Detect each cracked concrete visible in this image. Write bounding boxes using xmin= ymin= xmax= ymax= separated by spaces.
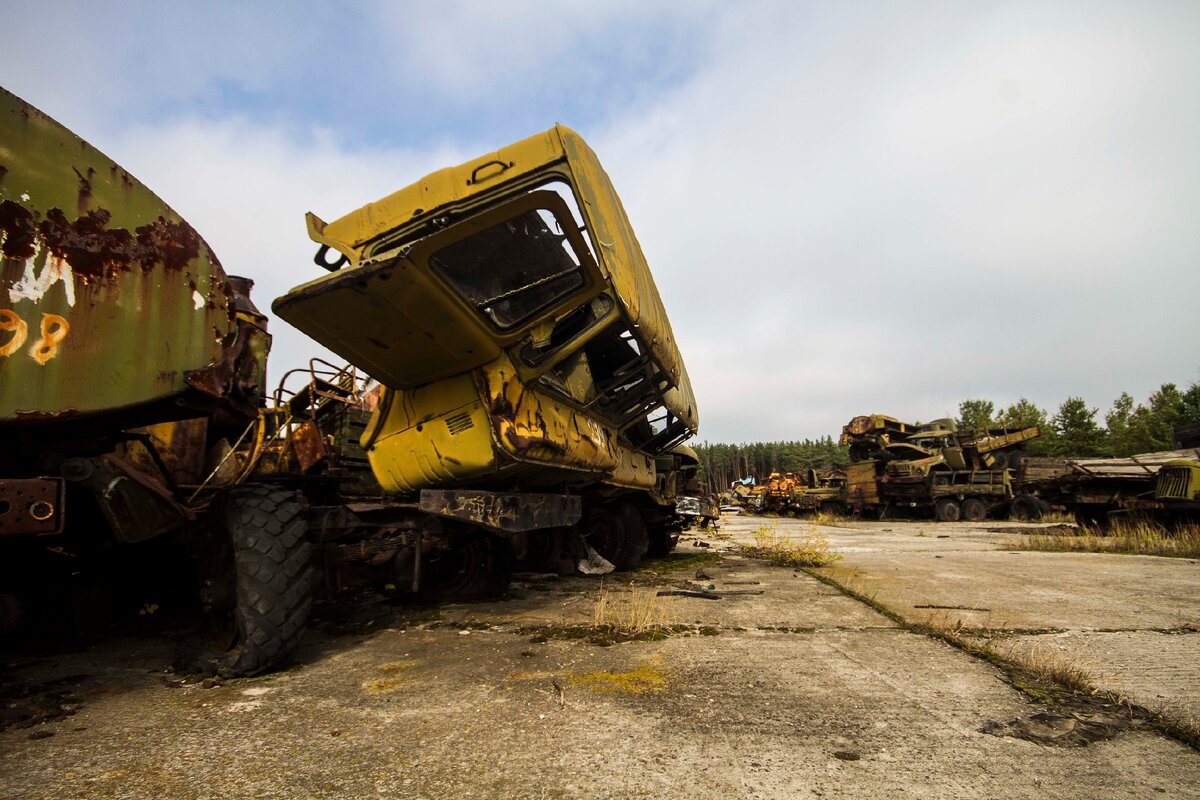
xmin=0 ymin=521 xmax=1197 ymax=799
xmin=724 ymin=514 xmax=1200 ymax=736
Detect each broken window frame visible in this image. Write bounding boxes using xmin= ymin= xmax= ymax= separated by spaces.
xmin=528 ymin=314 xmax=684 ymax=455
xmin=355 ymin=173 xmax=687 ymax=457
xmin=425 ymin=190 xmax=596 ymax=332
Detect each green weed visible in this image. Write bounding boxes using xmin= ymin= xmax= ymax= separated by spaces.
xmin=737 ymin=524 xmax=841 ymax=568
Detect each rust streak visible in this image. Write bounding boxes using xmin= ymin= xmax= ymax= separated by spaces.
xmin=73 ymin=166 xmax=94 ymax=216
xmin=502 ymin=423 xmax=566 ymax=455
xmin=0 ymin=203 xmax=210 ymax=278
xmin=0 ymin=200 xmax=37 ymax=259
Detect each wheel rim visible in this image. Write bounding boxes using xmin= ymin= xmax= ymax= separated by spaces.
xmin=422 ymin=536 xmax=490 ymax=599
xmin=584 ymin=508 xmax=627 ymax=566
xmin=937 ymin=499 xmax=960 ymax=522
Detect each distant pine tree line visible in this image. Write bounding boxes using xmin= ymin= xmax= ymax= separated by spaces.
xmin=956 ymin=380 xmax=1200 ymax=459
xmin=691 ymin=438 xmax=849 ymax=494
xmin=693 ymin=380 xmax=1200 ymax=493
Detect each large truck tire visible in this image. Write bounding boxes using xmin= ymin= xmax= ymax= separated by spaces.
xmin=617 ymin=503 xmax=649 ymax=570
xmin=202 ymin=485 xmax=313 ymax=677
xmin=420 ymin=534 xmax=513 ymax=602
xmin=645 ymin=531 xmax=679 ymax=558
xmin=582 ymin=506 xmax=625 ymax=570
xmin=961 ymin=497 xmax=988 ymax=521
xmin=582 ymin=503 xmax=647 ymax=571
xmin=935 ymin=498 xmax=961 ymax=522
xmin=1009 ymin=494 xmax=1044 ymax=522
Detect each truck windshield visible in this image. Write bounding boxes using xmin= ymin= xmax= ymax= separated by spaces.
xmin=430 ymin=207 xmax=586 ymax=330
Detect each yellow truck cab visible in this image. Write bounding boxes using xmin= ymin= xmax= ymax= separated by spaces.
xmin=273 ymin=125 xmax=698 ymax=569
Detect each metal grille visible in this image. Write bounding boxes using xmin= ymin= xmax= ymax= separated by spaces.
xmin=444 ymin=411 xmax=475 ymax=435
xmin=1156 ymin=467 xmax=1190 ymax=500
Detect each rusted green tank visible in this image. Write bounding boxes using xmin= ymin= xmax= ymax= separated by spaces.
xmin=0 ymin=87 xmax=268 ymax=432
xmin=0 ymin=88 xmax=272 ymax=655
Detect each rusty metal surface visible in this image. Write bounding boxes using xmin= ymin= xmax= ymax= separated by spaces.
xmin=291 ymin=419 xmax=327 ymax=473
xmin=0 ymin=477 xmax=64 ymax=535
xmin=846 ymin=461 xmax=881 ymax=505
xmin=966 ymin=426 xmax=1041 ymax=454
xmin=485 ymin=352 xmax=620 ymax=471
xmin=119 ymin=419 xmax=209 ymax=486
xmin=419 ymin=489 xmax=581 ymax=534
xmin=83 ymin=455 xmax=192 ymax=543
xmin=0 ymin=87 xmax=263 ymax=427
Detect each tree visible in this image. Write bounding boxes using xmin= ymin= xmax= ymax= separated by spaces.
xmin=996 ymin=397 xmax=1048 ymax=430
xmin=958 ymin=399 xmax=994 ymax=431
xmin=1050 ymin=397 xmax=1105 ymax=456
xmin=691 ymin=438 xmax=851 ymax=494
xmin=996 ymin=397 xmax=1052 ymax=455
xmin=1104 ymin=392 xmax=1138 ymax=456
xmin=1115 ymin=383 xmax=1185 ymax=455
xmin=1180 ymin=381 xmax=1200 ymax=427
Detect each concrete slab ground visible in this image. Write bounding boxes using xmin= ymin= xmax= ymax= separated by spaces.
xmin=1 ymin=529 xmax=1198 ymax=798
xmin=719 ymin=514 xmax=1200 ymax=736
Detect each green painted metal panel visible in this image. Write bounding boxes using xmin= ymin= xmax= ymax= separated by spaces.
xmin=0 ymin=87 xmax=243 ymax=425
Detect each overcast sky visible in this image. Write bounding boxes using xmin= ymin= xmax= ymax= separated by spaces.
xmin=4 ymin=1 xmax=1198 ymax=442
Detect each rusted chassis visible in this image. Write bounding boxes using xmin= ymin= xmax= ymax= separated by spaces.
xmin=310 ymin=486 xmax=675 ymax=596
xmin=1018 ymin=472 xmax=1200 ymax=529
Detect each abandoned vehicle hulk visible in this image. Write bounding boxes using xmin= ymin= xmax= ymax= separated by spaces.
xmin=837 ymin=414 xmax=1041 ymax=520
xmin=0 ymin=87 xmax=700 ymax=675
xmin=274 ymin=123 xmax=700 ymax=576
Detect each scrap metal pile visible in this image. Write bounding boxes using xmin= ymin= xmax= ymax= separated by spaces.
xmin=727 ymin=415 xmax=1042 ymax=521
xmin=838 ymin=414 xmax=1043 ymax=521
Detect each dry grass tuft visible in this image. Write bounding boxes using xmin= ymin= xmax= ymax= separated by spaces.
xmin=738 ymin=524 xmax=841 ymax=568
xmin=592 ymin=586 xmax=676 ymax=634
xmin=1013 ymin=520 xmax=1200 ymax=559
xmin=812 ymin=508 xmax=854 ymax=526
xmin=1151 ymin=696 xmax=1200 ymax=743
xmin=970 ymin=636 xmax=1098 ymax=695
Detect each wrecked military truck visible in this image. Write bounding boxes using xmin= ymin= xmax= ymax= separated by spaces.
xmin=838 ymin=414 xmax=1040 ymax=520
xmin=0 ymin=88 xmax=699 ymax=674
xmin=1016 ymin=449 xmax=1200 ymax=528
xmin=840 ymin=415 xmax=1039 ymax=469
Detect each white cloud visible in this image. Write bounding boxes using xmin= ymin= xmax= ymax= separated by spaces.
xmin=4 ymin=0 xmax=1198 ymax=444
xmin=0 ymin=2 xmax=330 ymax=136
xmin=107 ymin=117 xmax=467 ymax=387
xmin=367 ymin=1 xmax=720 ymax=103
xmin=594 ymin=1 xmax=1200 ymax=440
